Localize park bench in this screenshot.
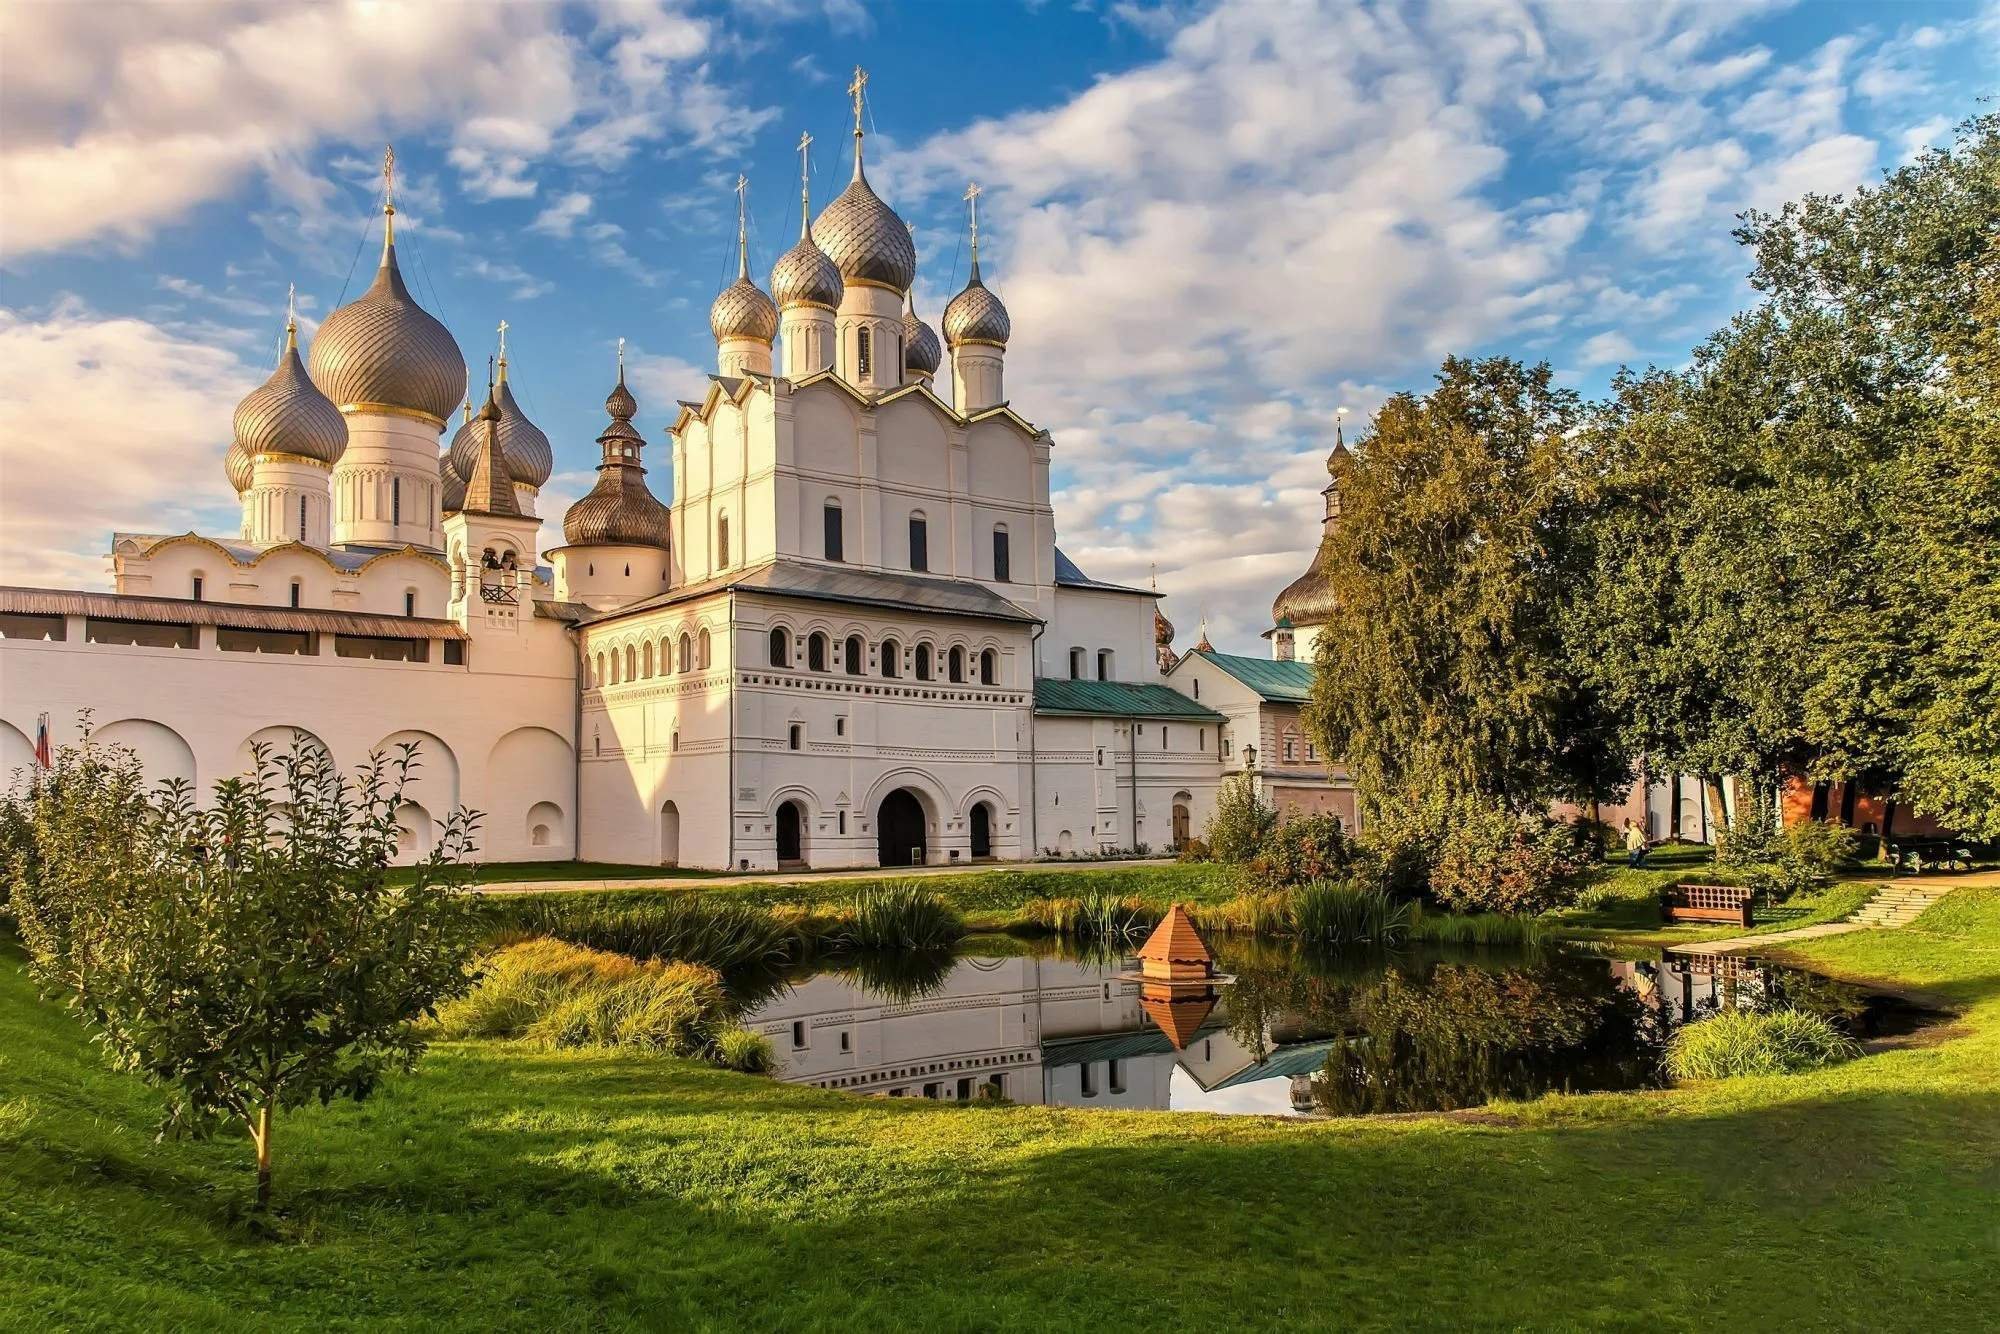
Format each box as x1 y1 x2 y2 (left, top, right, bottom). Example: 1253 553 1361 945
1887 840 1974 874
1660 883 1754 929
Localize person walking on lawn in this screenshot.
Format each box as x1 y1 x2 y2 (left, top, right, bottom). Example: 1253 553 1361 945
1623 819 1651 869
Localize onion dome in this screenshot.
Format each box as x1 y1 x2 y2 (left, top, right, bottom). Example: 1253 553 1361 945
811 107 916 291
562 370 670 548
710 271 779 343
307 201 465 425
1154 601 1175 650
446 360 552 489
234 319 348 465
225 440 254 494
943 260 1011 347
903 288 941 378
1273 427 1351 627
773 231 842 310
712 181 779 342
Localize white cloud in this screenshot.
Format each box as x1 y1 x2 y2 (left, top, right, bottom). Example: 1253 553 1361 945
0 1 762 258
0 299 252 587
530 191 595 238
1577 331 1641 367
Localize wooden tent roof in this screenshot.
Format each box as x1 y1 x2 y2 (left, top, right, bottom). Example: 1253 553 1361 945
1136 904 1211 966
1139 986 1218 1050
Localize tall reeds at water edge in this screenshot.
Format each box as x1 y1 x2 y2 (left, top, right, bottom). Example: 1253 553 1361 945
1018 892 1163 940
824 882 966 951
1193 883 1549 948
494 896 809 971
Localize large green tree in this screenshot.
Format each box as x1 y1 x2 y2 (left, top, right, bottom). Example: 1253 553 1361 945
1303 356 1627 816
1581 113 1998 837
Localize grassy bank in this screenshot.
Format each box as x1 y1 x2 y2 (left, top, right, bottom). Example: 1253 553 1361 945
4 889 1998 1328
1553 844 1885 950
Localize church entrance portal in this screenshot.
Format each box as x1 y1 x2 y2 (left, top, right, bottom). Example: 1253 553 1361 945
776 800 806 867
877 789 928 867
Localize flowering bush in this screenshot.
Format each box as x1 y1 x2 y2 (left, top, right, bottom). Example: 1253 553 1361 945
1250 813 1360 886
1429 801 1594 914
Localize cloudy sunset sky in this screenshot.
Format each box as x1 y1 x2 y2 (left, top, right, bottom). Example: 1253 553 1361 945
2 0 1993 652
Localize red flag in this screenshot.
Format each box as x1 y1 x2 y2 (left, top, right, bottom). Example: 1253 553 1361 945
34 713 52 769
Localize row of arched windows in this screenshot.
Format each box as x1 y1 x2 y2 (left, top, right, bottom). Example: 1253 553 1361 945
767 625 1000 686
1068 647 1116 681
592 626 713 688
816 499 1011 583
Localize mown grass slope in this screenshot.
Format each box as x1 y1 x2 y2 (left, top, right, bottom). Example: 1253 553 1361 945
3 891 1998 1329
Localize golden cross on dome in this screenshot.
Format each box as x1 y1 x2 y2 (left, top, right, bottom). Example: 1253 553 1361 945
382 145 396 213
617 336 626 378
734 174 751 275
848 66 868 133
964 181 982 262
497 319 509 360
285 282 297 332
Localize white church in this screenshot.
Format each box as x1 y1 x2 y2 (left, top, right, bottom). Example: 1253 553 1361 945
0 78 1355 870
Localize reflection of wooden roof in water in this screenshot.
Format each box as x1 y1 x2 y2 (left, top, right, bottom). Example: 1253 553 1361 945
1139 986 1218 1049
1136 905 1213 969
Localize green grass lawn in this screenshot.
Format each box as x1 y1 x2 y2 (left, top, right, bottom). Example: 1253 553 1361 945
1553 844 1887 951
5 887 1999 1330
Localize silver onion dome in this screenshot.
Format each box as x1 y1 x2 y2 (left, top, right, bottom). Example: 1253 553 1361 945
233 323 349 465
308 224 466 425
903 292 941 378
710 274 779 343
943 266 1010 347
225 439 255 494
772 232 843 310
446 375 552 489
812 165 916 291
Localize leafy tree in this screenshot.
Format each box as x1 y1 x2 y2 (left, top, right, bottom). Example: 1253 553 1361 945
1304 356 1628 815
1581 113 1998 836
10 732 481 1212
1203 773 1277 863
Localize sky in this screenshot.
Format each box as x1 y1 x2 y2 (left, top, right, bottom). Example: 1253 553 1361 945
1 0 1993 654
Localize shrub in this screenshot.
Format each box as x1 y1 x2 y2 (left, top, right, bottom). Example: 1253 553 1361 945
1250 814 1359 886
1666 1008 1863 1080
1289 880 1413 945
438 938 731 1058
1745 819 1864 901
1429 800 1593 914
715 1027 777 1074
1204 774 1277 863
828 882 965 950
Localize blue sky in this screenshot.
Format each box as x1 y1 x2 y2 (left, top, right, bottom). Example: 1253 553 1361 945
2 0 1993 653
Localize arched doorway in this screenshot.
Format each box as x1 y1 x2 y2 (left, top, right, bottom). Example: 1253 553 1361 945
877 789 927 867
659 800 680 866
1172 793 1192 851
970 802 993 859
776 799 806 867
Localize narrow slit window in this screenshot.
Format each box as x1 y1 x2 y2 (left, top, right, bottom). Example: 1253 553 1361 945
857 327 873 378
908 514 928 572
823 501 843 562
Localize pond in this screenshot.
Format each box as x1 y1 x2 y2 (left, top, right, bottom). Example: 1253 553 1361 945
734 939 1925 1118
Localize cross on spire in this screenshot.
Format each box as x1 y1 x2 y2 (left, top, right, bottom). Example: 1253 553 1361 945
617 336 626 380
285 282 297 331
796 131 814 234
964 181 983 274
735 173 750 277
848 66 869 178
380 144 397 249
497 318 509 364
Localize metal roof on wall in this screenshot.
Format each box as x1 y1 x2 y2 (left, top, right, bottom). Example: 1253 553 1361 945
1034 678 1224 720
0 586 470 639
1190 648 1314 702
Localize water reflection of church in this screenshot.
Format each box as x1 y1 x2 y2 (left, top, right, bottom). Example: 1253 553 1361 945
743 955 1323 1115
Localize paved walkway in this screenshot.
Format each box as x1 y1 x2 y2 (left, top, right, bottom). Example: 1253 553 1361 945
1666 870 1998 955
474 857 1177 897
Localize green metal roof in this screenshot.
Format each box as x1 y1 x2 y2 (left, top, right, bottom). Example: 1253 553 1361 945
1191 648 1314 703
1034 678 1225 720
1208 1038 1341 1089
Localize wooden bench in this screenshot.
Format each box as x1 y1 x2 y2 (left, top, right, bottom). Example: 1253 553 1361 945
1660 883 1754 928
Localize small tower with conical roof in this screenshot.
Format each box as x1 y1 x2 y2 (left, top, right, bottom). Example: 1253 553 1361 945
444 372 541 636
444 322 554 519
550 342 674 611
1269 409 1352 661
235 287 349 548
311 147 466 552
814 67 916 392
944 181 1010 413
712 176 777 378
